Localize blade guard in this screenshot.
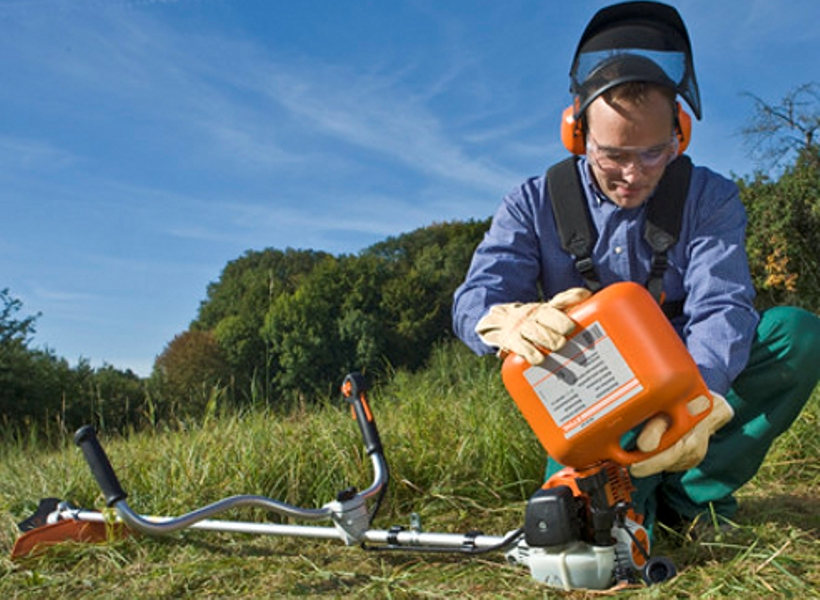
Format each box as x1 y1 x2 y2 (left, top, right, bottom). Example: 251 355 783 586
501 282 711 468
11 519 129 560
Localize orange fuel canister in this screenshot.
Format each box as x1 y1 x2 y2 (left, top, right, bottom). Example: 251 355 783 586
501 281 711 468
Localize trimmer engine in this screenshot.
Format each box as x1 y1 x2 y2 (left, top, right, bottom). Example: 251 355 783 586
506 462 675 590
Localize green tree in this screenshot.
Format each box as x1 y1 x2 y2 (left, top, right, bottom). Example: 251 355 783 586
374 220 490 368
0 288 39 346
258 221 491 400
152 330 231 420
0 289 41 426
739 145 820 311
193 248 331 402
262 255 389 401
87 364 146 431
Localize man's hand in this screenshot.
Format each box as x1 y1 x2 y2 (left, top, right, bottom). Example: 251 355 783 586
475 288 592 364
629 392 734 478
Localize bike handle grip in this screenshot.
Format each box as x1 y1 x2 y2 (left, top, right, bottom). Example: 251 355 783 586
74 425 128 507
341 372 383 456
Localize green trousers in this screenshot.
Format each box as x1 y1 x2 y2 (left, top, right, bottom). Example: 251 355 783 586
545 305 820 530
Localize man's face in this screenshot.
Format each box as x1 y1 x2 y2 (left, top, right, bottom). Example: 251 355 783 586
585 88 677 209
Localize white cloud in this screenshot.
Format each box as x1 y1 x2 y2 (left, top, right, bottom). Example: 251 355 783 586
1 0 522 200
249 63 519 193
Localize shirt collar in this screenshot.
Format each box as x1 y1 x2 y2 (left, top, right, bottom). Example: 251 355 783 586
578 156 610 206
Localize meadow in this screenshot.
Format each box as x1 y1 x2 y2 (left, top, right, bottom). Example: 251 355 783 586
1 344 818 598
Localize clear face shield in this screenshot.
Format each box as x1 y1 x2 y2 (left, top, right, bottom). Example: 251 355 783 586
571 48 699 119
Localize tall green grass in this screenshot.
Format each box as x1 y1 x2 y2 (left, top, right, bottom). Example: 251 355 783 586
1 342 818 598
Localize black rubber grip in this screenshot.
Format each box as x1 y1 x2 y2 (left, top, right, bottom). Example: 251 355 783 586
342 373 383 456
74 425 128 507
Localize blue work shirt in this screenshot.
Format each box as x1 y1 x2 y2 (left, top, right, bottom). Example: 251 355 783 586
452 156 760 395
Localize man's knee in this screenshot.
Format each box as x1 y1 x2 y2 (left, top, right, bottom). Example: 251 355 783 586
757 306 820 369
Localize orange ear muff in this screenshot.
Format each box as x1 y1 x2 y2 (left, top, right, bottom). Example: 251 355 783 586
561 101 693 156
561 104 585 155
675 102 691 155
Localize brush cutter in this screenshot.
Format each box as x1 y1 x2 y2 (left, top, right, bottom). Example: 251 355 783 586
13 283 702 591
12 370 676 591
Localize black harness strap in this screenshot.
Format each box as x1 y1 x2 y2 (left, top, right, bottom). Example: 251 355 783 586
547 157 602 293
644 155 692 304
547 155 693 316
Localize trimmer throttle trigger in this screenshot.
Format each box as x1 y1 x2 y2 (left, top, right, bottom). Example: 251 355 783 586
341 373 383 456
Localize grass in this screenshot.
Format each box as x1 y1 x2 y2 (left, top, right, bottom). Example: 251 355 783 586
1 343 818 598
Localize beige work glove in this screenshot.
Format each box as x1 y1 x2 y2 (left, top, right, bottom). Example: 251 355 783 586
629 392 734 478
475 288 592 365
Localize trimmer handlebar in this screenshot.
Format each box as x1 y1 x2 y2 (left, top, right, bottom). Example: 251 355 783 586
71 374 389 539
74 425 128 508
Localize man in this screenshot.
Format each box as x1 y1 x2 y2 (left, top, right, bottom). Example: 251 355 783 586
452 1 820 536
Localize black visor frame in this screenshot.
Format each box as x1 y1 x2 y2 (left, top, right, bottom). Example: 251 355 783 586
569 2 701 120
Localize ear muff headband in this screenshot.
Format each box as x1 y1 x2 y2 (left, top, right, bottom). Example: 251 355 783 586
561 101 692 155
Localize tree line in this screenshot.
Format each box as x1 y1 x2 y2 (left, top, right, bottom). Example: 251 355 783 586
151 219 490 419
1 220 491 438
0 287 144 438
3 86 819 440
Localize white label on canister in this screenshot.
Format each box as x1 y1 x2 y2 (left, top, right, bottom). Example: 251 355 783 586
523 321 643 439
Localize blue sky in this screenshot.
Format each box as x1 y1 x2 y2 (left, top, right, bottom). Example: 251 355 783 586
2 0 818 377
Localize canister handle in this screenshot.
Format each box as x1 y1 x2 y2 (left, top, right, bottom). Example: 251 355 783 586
605 393 713 465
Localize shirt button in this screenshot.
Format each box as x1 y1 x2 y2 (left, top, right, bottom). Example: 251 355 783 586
614 246 623 254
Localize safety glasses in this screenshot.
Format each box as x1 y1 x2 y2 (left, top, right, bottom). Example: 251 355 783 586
586 134 678 172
